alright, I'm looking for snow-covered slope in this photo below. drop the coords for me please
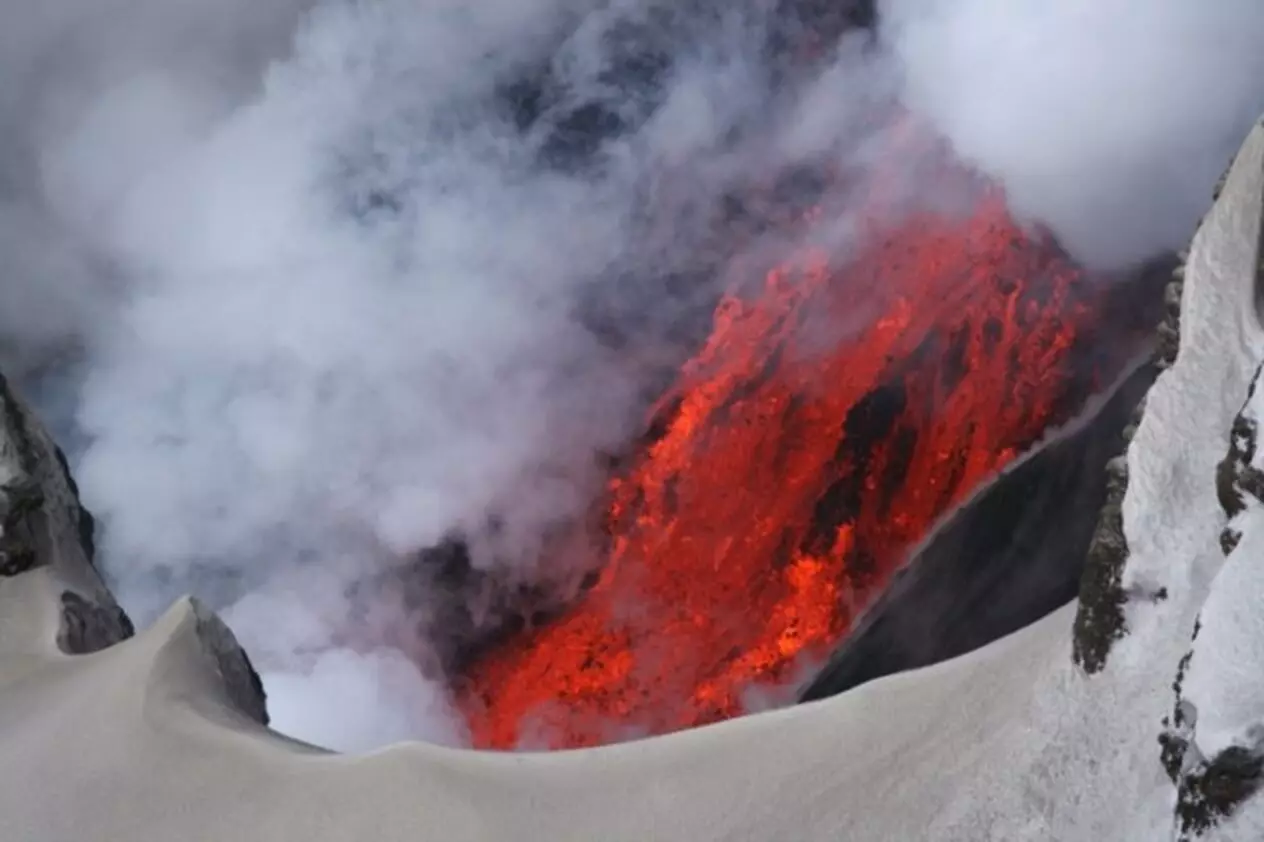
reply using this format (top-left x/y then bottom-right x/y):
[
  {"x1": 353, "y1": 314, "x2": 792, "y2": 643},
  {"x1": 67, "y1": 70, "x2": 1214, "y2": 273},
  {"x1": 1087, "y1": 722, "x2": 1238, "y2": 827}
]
[{"x1": 0, "y1": 121, "x2": 1262, "y2": 842}]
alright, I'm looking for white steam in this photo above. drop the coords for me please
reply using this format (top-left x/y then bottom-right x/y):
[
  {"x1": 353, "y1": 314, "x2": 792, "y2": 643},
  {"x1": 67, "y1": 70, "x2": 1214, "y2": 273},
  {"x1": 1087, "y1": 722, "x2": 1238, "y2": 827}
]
[
  {"x1": 883, "y1": 0, "x2": 1264, "y2": 266},
  {"x1": 0, "y1": 0, "x2": 1260, "y2": 751}
]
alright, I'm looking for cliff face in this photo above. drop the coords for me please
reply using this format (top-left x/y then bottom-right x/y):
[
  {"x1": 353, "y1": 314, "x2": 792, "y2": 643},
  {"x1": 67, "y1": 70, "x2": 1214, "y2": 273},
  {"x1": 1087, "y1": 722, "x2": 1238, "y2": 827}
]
[
  {"x1": 0, "y1": 372, "x2": 131, "y2": 654},
  {"x1": 1071, "y1": 187, "x2": 1200, "y2": 676},
  {"x1": 1072, "y1": 118, "x2": 1264, "y2": 839}
]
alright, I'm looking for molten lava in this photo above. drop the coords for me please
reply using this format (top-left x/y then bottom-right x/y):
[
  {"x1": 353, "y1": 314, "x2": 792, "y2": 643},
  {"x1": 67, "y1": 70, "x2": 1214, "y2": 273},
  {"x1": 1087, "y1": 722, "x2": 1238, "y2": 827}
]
[{"x1": 457, "y1": 184, "x2": 1116, "y2": 750}]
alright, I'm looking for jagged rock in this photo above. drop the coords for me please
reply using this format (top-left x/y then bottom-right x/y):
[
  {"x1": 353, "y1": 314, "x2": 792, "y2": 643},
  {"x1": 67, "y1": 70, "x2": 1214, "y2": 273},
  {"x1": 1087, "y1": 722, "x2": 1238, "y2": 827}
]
[
  {"x1": 188, "y1": 599, "x2": 270, "y2": 727},
  {"x1": 1174, "y1": 363, "x2": 1264, "y2": 840},
  {"x1": 1072, "y1": 126, "x2": 1257, "y2": 675},
  {"x1": 1215, "y1": 365, "x2": 1264, "y2": 554},
  {"x1": 1177, "y1": 745, "x2": 1264, "y2": 840},
  {"x1": 58, "y1": 591, "x2": 134, "y2": 655},
  {"x1": 0, "y1": 372, "x2": 131, "y2": 654},
  {"x1": 1159, "y1": 618, "x2": 1200, "y2": 783},
  {"x1": 1071, "y1": 453, "x2": 1131, "y2": 673},
  {"x1": 1164, "y1": 631, "x2": 1264, "y2": 842},
  {"x1": 0, "y1": 370, "x2": 268, "y2": 721},
  {"x1": 1072, "y1": 257, "x2": 1181, "y2": 675},
  {"x1": 1155, "y1": 260, "x2": 1185, "y2": 371}
]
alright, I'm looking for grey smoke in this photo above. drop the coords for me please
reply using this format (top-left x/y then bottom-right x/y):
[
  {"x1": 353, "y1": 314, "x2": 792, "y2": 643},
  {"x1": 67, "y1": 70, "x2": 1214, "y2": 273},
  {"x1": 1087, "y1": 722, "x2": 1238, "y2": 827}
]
[{"x1": 0, "y1": 0, "x2": 1260, "y2": 751}]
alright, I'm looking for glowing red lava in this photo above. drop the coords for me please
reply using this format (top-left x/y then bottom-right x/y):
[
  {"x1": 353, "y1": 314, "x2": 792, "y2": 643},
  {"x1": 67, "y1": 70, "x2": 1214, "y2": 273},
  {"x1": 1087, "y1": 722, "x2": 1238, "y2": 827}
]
[{"x1": 456, "y1": 174, "x2": 1114, "y2": 751}]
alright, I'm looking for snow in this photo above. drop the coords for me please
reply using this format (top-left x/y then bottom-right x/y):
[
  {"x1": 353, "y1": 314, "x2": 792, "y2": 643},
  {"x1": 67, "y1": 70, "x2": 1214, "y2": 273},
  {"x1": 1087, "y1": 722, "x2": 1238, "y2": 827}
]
[
  {"x1": 0, "y1": 121, "x2": 1263, "y2": 841},
  {"x1": 1187, "y1": 506, "x2": 1264, "y2": 756},
  {"x1": 1180, "y1": 354, "x2": 1264, "y2": 790},
  {"x1": 1120, "y1": 118, "x2": 1264, "y2": 615}
]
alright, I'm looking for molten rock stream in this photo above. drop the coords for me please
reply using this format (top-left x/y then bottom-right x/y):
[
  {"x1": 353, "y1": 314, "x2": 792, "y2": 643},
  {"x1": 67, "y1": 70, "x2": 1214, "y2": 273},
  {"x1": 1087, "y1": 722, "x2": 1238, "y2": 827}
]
[{"x1": 457, "y1": 190, "x2": 1116, "y2": 750}]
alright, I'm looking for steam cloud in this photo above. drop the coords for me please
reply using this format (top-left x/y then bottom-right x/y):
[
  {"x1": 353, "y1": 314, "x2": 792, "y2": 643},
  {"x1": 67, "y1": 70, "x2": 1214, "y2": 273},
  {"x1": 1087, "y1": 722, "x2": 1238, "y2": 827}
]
[{"x1": 0, "y1": 0, "x2": 1260, "y2": 751}]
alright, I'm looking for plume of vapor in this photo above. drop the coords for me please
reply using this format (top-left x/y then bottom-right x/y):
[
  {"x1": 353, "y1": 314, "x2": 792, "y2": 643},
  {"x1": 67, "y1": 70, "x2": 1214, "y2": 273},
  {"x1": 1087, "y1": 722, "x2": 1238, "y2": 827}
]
[
  {"x1": 880, "y1": 0, "x2": 1264, "y2": 266},
  {"x1": 0, "y1": 0, "x2": 1260, "y2": 751}
]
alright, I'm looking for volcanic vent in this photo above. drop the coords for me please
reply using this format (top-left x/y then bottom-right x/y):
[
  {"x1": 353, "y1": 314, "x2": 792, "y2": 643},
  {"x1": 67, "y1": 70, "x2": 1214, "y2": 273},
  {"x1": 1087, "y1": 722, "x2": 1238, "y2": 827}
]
[{"x1": 453, "y1": 161, "x2": 1152, "y2": 751}]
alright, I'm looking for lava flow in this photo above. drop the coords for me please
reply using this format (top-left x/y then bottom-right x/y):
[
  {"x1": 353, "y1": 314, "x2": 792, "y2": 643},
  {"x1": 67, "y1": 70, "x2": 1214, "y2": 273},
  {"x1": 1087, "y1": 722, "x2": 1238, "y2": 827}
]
[{"x1": 456, "y1": 180, "x2": 1119, "y2": 751}]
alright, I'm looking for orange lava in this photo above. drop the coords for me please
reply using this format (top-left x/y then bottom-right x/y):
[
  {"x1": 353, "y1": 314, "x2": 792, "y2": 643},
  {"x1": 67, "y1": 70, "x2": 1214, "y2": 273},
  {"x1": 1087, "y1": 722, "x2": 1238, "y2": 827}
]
[{"x1": 456, "y1": 180, "x2": 1111, "y2": 750}]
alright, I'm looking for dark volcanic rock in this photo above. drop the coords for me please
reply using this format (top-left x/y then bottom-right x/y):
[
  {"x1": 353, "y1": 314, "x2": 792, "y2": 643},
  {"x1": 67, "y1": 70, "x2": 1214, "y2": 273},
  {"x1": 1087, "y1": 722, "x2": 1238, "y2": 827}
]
[
  {"x1": 1071, "y1": 449, "x2": 1131, "y2": 674},
  {"x1": 1, "y1": 369, "x2": 268, "y2": 722},
  {"x1": 1176, "y1": 744, "x2": 1264, "y2": 840},
  {"x1": 0, "y1": 371, "x2": 133, "y2": 654},
  {"x1": 189, "y1": 599, "x2": 270, "y2": 727},
  {"x1": 1215, "y1": 364, "x2": 1264, "y2": 555},
  {"x1": 1163, "y1": 617, "x2": 1264, "y2": 841},
  {"x1": 800, "y1": 360, "x2": 1155, "y2": 703},
  {"x1": 1072, "y1": 258, "x2": 1187, "y2": 675},
  {"x1": 58, "y1": 590, "x2": 134, "y2": 656}
]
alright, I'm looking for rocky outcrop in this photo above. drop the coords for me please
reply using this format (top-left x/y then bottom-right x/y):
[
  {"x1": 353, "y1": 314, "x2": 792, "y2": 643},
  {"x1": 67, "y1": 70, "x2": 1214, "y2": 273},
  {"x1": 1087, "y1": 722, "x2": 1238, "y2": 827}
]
[
  {"x1": 1215, "y1": 364, "x2": 1264, "y2": 555},
  {"x1": 1162, "y1": 609, "x2": 1264, "y2": 842},
  {"x1": 1176, "y1": 745, "x2": 1264, "y2": 840},
  {"x1": 1071, "y1": 116, "x2": 1263, "y2": 678},
  {"x1": 0, "y1": 371, "x2": 131, "y2": 653},
  {"x1": 1069, "y1": 448, "x2": 1132, "y2": 673},
  {"x1": 188, "y1": 599, "x2": 270, "y2": 727},
  {"x1": 0, "y1": 372, "x2": 269, "y2": 725},
  {"x1": 1071, "y1": 254, "x2": 1186, "y2": 674},
  {"x1": 1154, "y1": 614, "x2": 1264, "y2": 840}
]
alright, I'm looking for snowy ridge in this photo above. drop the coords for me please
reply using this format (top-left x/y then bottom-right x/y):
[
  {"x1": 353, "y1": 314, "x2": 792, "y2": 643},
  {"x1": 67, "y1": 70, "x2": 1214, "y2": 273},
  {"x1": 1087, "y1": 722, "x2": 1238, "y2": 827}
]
[
  {"x1": 1168, "y1": 359, "x2": 1264, "y2": 831},
  {"x1": 1121, "y1": 117, "x2": 1264, "y2": 838}
]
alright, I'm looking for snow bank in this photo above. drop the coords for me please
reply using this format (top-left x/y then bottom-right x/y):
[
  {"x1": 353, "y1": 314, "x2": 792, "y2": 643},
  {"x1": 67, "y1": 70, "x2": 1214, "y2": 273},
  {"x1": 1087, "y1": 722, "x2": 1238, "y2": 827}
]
[{"x1": 1185, "y1": 365, "x2": 1264, "y2": 758}]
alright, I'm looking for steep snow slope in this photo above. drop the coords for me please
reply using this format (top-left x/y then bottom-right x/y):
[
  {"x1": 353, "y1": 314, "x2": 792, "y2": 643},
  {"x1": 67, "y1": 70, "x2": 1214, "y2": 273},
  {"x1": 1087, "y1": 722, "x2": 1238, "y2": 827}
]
[
  {"x1": 958, "y1": 115, "x2": 1264, "y2": 842},
  {"x1": 0, "y1": 122, "x2": 1262, "y2": 841}
]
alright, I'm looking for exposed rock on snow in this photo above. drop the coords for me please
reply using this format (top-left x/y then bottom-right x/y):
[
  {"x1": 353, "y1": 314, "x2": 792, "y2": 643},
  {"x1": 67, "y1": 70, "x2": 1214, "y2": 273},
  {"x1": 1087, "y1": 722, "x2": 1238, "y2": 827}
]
[
  {"x1": 1169, "y1": 360, "x2": 1264, "y2": 838},
  {"x1": 0, "y1": 371, "x2": 130, "y2": 653},
  {"x1": 0, "y1": 372, "x2": 268, "y2": 722},
  {"x1": 187, "y1": 599, "x2": 271, "y2": 727},
  {"x1": 1073, "y1": 256, "x2": 1186, "y2": 673},
  {"x1": 1215, "y1": 364, "x2": 1264, "y2": 555},
  {"x1": 1071, "y1": 448, "x2": 1131, "y2": 672}
]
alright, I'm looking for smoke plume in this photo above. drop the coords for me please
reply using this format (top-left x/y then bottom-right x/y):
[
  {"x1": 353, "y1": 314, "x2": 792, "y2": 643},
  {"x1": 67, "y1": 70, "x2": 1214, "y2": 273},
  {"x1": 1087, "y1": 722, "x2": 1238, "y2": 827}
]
[{"x1": 0, "y1": 0, "x2": 1260, "y2": 750}]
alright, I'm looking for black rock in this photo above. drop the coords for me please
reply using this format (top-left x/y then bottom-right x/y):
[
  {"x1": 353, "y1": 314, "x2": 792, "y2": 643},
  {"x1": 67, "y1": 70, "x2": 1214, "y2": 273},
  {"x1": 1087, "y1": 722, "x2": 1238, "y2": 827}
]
[{"x1": 800, "y1": 361, "x2": 1154, "y2": 703}]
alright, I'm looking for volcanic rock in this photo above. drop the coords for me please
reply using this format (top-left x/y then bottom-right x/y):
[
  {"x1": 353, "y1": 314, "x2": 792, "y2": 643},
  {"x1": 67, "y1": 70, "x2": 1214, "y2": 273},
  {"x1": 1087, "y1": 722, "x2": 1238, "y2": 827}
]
[
  {"x1": 0, "y1": 370, "x2": 130, "y2": 653},
  {"x1": 0, "y1": 371, "x2": 268, "y2": 725}
]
